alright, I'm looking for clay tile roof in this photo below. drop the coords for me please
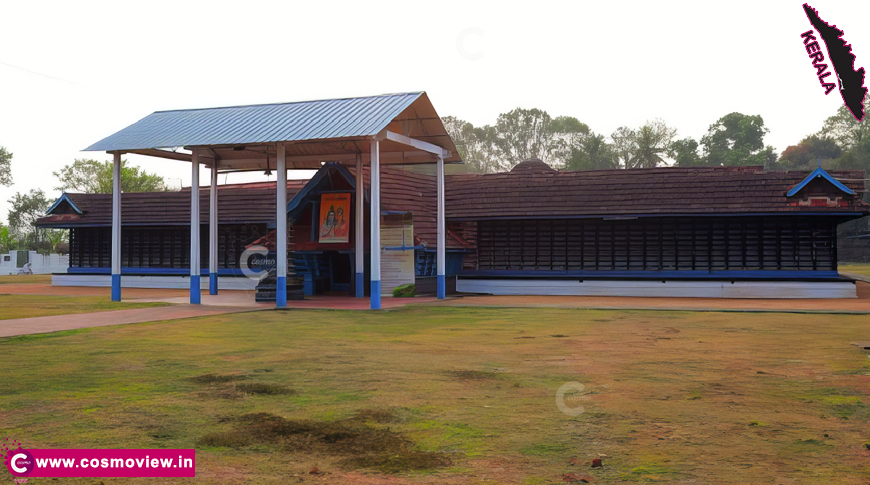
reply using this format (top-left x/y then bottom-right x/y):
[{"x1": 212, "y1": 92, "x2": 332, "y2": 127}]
[
  {"x1": 444, "y1": 166, "x2": 869, "y2": 220},
  {"x1": 510, "y1": 158, "x2": 555, "y2": 173},
  {"x1": 36, "y1": 181, "x2": 308, "y2": 227}
]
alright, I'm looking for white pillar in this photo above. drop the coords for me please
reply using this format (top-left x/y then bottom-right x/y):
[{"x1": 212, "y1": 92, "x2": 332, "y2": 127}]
[
  {"x1": 355, "y1": 155, "x2": 365, "y2": 297},
  {"x1": 370, "y1": 139, "x2": 381, "y2": 309},
  {"x1": 209, "y1": 160, "x2": 219, "y2": 295},
  {"x1": 110, "y1": 152, "x2": 122, "y2": 301},
  {"x1": 276, "y1": 143, "x2": 288, "y2": 308},
  {"x1": 189, "y1": 151, "x2": 201, "y2": 304},
  {"x1": 437, "y1": 154, "x2": 446, "y2": 299}
]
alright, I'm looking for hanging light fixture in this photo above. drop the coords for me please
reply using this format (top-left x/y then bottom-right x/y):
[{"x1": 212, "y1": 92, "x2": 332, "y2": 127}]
[{"x1": 264, "y1": 154, "x2": 272, "y2": 176}]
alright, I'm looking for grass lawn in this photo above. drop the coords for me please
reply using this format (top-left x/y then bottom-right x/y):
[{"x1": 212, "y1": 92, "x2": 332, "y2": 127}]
[
  {"x1": 0, "y1": 274, "x2": 51, "y2": 284},
  {"x1": 0, "y1": 294, "x2": 170, "y2": 320},
  {"x1": 840, "y1": 263, "x2": 870, "y2": 278},
  {"x1": 1, "y1": 306, "x2": 869, "y2": 484}
]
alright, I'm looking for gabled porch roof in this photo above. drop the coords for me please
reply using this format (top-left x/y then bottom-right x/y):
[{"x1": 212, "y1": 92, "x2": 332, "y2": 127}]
[{"x1": 84, "y1": 92, "x2": 460, "y2": 171}]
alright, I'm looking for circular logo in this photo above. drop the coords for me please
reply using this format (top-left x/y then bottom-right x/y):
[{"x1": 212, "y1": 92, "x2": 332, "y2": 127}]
[
  {"x1": 555, "y1": 382, "x2": 588, "y2": 416},
  {"x1": 6, "y1": 449, "x2": 35, "y2": 477},
  {"x1": 239, "y1": 245, "x2": 275, "y2": 280},
  {"x1": 456, "y1": 27, "x2": 485, "y2": 61}
]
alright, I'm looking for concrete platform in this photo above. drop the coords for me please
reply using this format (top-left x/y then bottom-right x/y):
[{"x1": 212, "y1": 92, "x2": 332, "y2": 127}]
[{"x1": 456, "y1": 277, "x2": 858, "y2": 299}]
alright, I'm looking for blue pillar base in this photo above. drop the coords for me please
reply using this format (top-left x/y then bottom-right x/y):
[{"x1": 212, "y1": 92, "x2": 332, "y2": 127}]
[
  {"x1": 276, "y1": 276, "x2": 287, "y2": 308},
  {"x1": 111, "y1": 274, "x2": 121, "y2": 302},
  {"x1": 437, "y1": 274, "x2": 446, "y2": 299},
  {"x1": 355, "y1": 272, "x2": 365, "y2": 298},
  {"x1": 209, "y1": 273, "x2": 218, "y2": 295},
  {"x1": 190, "y1": 275, "x2": 201, "y2": 304},
  {"x1": 370, "y1": 280, "x2": 381, "y2": 309}
]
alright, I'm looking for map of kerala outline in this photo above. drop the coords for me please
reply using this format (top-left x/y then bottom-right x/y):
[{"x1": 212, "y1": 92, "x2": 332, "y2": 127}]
[{"x1": 803, "y1": 3, "x2": 867, "y2": 121}]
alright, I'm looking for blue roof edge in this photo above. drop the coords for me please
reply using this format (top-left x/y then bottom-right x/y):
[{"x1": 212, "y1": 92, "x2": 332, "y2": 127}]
[
  {"x1": 786, "y1": 167, "x2": 855, "y2": 197},
  {"x1": 46, "y1": 193, "x2": 83, "y2": 215},
  {"x1": 286, "y1": 162, "x2": 361, "y2": 219}
]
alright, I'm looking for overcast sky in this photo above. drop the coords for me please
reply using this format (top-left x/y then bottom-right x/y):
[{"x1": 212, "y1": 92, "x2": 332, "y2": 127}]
[{"x1": 1, "y1": 0, "x2": 867, "y2": 220}]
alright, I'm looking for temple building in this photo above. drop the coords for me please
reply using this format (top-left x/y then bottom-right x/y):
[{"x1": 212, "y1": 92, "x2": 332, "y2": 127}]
[{"x1": 38, "y1": 159, "x2": 868, "y2": 299}]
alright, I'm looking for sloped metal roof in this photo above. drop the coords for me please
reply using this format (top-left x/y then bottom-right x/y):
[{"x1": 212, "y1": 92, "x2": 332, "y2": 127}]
[{"x1": 85, "y1": 92, "x2": 424, "y2": 152}]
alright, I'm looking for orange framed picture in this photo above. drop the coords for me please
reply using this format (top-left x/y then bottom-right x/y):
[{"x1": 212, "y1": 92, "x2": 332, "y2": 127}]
[{"x1": 319, "y1": 193, "x2": 351, "y2": 243}]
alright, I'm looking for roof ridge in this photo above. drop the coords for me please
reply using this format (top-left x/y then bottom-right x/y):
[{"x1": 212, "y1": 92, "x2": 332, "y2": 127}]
[{"x1": 152, "y1": 92, "x2": 425, "y2": 114}]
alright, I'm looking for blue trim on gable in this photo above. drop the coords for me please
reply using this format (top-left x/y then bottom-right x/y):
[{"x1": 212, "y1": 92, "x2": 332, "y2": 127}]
[
  {"x1": 787, "y1": 167, "x2": 855, "y2": 197},
  {"x1": 287, "y1": 162, "x2": 361, "y2": 219},
  {"x1": 46, "y1": 193, "x2": 83, "y2": 215}
]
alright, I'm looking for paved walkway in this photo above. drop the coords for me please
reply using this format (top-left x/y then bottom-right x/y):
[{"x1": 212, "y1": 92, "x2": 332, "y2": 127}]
[
  {"x1": 0, "y1": 287, "x2": 437, "y2": 338},
  {"x1": 0, "y1": 304, "x2": 260, "y2": 338},
  {"x1": 3, "y1": 280, "x2": 868, "y2": 339}
]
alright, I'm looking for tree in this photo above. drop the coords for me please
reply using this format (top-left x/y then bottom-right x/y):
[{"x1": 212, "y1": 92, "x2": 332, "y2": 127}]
[
  {"x1": 670, "y1": 138, "x2": 704, "y2": 167},
  {"x1": 53, "y1": 158, "x2": 167, "y2": 193},
  {"x1": 6, "y1": 189, "x2": 51, "y2": 249},
  {"x1": 442, "y1": 116, "x2": 501, "y2": 174},
  {"x1": 832, "y1": 135, "x2": 870, "y2": 172},
  {"x1": 778, "y1": 135, "x2": 842, "y2": 169},
  {"x1": 819, "y1": 97, "x2": 870, "y2": 150},
  {"x1": 45, "y1": 229, "x2": 68, "y2": 253},
  {"x1": 0, "y1": 146, "x2": 12, "y2": 187},
  {"x1": 700, "y1": 112, "x2": 776, "y2": 168},
  {"x1": 563, "y1": 132, "x2": 618, "y2": 170},
  {"x1": 491, "y1": 108, "x2": 560, "y2": 168},
  {"x1": 610, "y1": 119, "x2": 677, "y2": 169},
  {"x1": 0, "y1": 225, "x2": 16, "y2": 253}
]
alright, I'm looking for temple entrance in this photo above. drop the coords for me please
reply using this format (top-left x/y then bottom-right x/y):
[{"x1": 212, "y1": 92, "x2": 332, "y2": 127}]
[{"x1": 325, "y1": 251, "x2": 352, "y2": 294}]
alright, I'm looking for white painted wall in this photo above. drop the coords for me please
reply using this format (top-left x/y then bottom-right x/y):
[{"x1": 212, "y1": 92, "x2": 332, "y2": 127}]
[
  {"x1": 381, "y1": 219, "x2": 415, "y2": 296},
  {"x1": 0, "y1": 251, "x2": 69, "y2": 275},
  {"x1": 456, "y1": 278, "x2": 858, "y2": 299}
]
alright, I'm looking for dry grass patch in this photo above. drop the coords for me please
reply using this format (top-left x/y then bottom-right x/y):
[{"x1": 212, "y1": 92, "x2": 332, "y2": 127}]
[{"x1": 199, "y1": 412, "x2": 451, "y2": 473}]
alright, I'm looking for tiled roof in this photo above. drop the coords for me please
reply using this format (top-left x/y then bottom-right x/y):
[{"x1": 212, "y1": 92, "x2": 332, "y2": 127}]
[
  {"x1": 36, "y1": 181, "x2": 308, "y2": 227},
  {"x1": 38, "y1": 166, "x2": 869, "y2": 234},
  {"x1": 444, "y1": 166, "x2": 869, "y2": 219}
]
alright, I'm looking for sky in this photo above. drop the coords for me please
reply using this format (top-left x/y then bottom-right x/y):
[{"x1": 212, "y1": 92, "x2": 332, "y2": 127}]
[{"x1": 0, "y1": 0, "x2": 868, "y2": 221}]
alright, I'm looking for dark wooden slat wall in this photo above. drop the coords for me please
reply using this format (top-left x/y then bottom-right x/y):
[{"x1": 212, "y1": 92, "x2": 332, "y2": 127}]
[
  {"x1": 69, "y1": 224, "x2": 268, "y2": 270},
  {"x1": 474, "y1": 216, "x2": 837, "y2": 273}
]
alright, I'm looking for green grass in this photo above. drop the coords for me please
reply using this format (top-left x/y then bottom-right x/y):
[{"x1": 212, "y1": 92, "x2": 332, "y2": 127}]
[
  {"x1": 2, "y1": 306, "x2": 870, "y2": 483},
  {"x1": 0, "y1": 274, "x2": 51, "y2": 284},
  {"x1": 0, "y1": 294, "x2": 169, "y2": 320},
  {"x1": 840, "y1": 263, "x2": 870, "y2": 278}
]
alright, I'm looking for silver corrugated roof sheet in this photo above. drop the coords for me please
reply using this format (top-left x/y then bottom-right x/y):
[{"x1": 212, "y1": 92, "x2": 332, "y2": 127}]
[{"x1": 85, "y1": 92, "x2": 424, "y2": 151}]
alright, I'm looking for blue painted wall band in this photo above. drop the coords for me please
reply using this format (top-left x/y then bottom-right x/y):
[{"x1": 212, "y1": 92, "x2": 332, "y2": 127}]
[
  {"x1": 276, "y1": 276, "x2": 287, "y2": 308},
  {"x1": 190, "y1": 275, "x2": 201, "y2": 304},
  {"x1": 371, "y1": 280, "x2": 381, "y2": 309},
  {"x1": 209, "y1": 273, "x2": 218, "y2": 295},
  {"x1": 355, "y1": 273, "x2": 365, "y2": 298},
  {"x1": 111, "y1": 274, "x2": 121, "y2": 301},
  {"x1": 437, "y1": 274, "x2": 446, "y2": 299}
]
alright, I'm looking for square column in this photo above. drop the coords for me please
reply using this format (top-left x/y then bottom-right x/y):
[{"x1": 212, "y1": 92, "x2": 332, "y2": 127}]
[
  {"x1": 437, "y1": 154, "x2": 446, "y2": 299},
  {"x1": 355, "y1": 155, "x2": 365, "y2": 297},
  {"x1": 209, "y1": 161, "x2": 219, "y2": 295},
  {"x1": 111, "y1": 152, "x2": 122, "y2": 301},
  {"x1": 190, "y1": 151, "x2": 201, "y2": 304},
  {"x1": 276, "y1": 143, "x2": 288, "y2": 308},
  {"x1": 370, "y1": 139, "x2": 381, "y2": 309}
]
